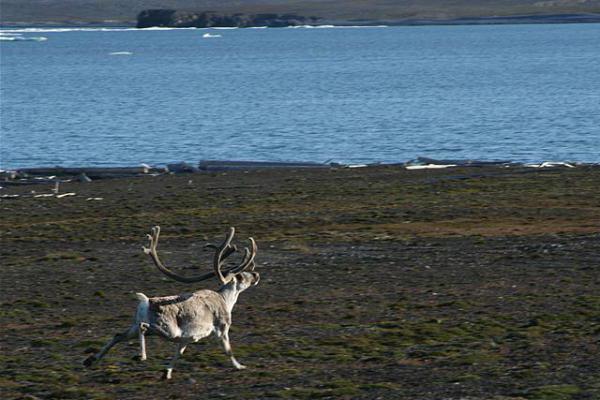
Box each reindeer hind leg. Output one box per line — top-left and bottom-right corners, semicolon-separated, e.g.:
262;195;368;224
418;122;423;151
163;343;187;380
84;324;138;367
137;322;149;361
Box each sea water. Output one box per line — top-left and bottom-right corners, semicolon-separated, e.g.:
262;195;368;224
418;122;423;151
0;24;599;168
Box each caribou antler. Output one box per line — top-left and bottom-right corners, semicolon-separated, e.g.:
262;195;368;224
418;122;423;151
143;226;255;284
210;228;258;282
143;226;238;283
213;228;236;284
230;238;257;274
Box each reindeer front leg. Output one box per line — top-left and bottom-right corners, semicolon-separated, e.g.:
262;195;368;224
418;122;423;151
219;325;246;370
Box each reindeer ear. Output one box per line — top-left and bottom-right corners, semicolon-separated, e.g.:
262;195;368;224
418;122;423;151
223;273;235;284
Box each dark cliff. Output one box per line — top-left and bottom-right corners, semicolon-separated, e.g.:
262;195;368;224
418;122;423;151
136;10;319;28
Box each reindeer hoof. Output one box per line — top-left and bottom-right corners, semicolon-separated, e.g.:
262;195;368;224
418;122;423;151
161;370;172;380
132;355;146;362
83;356;95;367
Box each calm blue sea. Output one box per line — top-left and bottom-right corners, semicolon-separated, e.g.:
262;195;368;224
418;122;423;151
1;24;599;168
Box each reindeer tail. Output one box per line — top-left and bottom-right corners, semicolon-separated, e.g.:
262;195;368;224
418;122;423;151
135;292;149;302
135;293;150;322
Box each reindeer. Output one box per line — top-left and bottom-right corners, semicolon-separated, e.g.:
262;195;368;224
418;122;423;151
83;226;260;379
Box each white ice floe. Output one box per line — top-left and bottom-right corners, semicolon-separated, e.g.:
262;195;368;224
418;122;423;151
86;197;104;201
335;25;388;28
56;192;76;198
2;27;104;33
525;162;575;168
405;164;457;170
287;24;388;29
109;51;133;55
288;25;335;29
0;34;47;42
140;163;152;173
139;27;196;31
0;25;388;36
202;33;222;38
0;27;195;34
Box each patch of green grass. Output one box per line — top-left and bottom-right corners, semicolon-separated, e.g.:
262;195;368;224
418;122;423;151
14;299;50;308
525;385;582;400
445;351;501;366
75;339;105;348
0;306;31;318
30;338;53;347
274;379;361;399
55;318;79;328
39;251;87;262
47;385;106;399
360;381;402;390
451;373;482;382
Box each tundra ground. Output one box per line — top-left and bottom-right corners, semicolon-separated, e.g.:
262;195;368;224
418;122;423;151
1;165;599;399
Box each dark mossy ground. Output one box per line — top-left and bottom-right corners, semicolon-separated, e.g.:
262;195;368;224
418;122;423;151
1;165;599;399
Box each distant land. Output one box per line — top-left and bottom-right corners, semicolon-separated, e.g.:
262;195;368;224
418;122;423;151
135;9;600;28
1;0;600;26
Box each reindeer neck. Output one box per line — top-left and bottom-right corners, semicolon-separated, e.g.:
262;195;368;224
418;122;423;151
217;283;240;314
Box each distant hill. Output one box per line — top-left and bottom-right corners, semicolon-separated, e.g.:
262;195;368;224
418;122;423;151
2;0;600;25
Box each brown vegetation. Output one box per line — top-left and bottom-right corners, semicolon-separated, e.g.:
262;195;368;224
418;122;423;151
1;165;599;399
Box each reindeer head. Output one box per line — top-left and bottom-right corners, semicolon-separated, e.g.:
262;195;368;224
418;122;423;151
231;271;260;291
143;226;259;288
